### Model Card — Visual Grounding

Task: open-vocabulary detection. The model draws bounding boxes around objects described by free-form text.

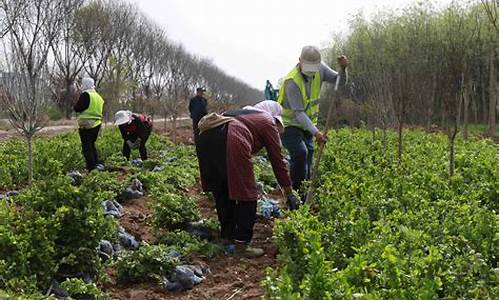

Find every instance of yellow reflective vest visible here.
[278,66,321,130]
[78,91,104,128]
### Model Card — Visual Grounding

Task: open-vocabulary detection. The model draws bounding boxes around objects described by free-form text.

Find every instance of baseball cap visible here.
[300,45,321,73]
[196,87,206,92]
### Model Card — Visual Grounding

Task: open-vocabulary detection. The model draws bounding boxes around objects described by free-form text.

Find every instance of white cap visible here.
[114,110,132,126]
[300,45,321,73]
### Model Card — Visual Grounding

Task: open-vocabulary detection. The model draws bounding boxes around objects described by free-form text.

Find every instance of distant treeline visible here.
[326,0,498,137]
[0,0,262,123]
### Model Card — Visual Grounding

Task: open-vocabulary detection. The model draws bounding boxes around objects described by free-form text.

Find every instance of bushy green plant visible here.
[156,230,219,259]
[264,129,498,299]
[152,192,200,230]
[59,278,109,299]
[80,170,127,200]
[0,177,117,292]
[114,244,180,283]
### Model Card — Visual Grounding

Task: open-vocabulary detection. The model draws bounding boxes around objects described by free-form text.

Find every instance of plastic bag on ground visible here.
[66,170,83,185]
[257,196,282,219]
[121,179,144,201]
[5,190,19,197]
[186,220,213,241]
[117,226,140,250]
[98,240,114,260]
[101,200,123,218]
[131,159,143,167]
[163,264,210,291]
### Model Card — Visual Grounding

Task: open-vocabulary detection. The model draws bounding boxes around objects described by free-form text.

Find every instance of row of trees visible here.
[0,0,261,183]
[325,0,498,177]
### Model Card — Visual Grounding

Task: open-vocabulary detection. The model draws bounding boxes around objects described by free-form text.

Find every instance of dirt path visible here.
[106,186,280,300]
[103,129,282,300]
[0,117,191,141]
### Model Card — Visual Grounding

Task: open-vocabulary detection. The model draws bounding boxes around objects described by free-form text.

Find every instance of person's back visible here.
[115,111,153,161]
[73,77,104,171]
[189,87,208,136]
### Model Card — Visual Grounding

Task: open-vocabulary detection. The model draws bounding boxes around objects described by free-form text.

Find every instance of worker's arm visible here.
[261,117,293,193]
[285,81,319,135]
[320,58,348,85]
[188,98,194,117]
[73,92,90,113]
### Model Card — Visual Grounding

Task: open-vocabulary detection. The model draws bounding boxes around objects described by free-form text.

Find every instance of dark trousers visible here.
[123,127,151,160]
[192,120,201,146]
[198,124,257,243]
[78,125,101,171]
[281,126,314,191]
[212,185,257,243]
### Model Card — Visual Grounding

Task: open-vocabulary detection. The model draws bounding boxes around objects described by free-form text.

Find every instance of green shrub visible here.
[152,192,200,230]
[156,230,219,259]
[114,244,179,283]
[264,129,499,299]
[0,177,117,292]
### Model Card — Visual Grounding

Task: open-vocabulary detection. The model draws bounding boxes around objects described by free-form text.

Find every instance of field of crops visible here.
[264,129,498,299]
[0,128,498,299]
[0,129,219,299]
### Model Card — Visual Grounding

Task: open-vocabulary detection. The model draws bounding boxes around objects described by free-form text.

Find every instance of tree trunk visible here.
[163,112,168,131]
[171,115,177,144]
[488,51,498,137]
[448,93,462,179]
[462,83,469,140]
[448,131,456,179]
[27,135,33,186]
[481,79,488,124]
[426,75,437,131]
[472,89,478,124]
[397,118,403,165]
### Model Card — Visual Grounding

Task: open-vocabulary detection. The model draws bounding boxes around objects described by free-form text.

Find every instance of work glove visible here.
[286,194,300,211]
[132,138,142,149]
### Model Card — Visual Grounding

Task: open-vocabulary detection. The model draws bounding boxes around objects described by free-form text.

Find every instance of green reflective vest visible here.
[78,91,104,128]
[278,66,321,130]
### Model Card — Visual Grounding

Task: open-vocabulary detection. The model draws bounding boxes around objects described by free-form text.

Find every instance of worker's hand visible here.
[134,138,142,147]
[337,55,348,68]
[314,131,327,145]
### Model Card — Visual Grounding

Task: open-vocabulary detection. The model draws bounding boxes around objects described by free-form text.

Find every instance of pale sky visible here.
[134,0,455,91]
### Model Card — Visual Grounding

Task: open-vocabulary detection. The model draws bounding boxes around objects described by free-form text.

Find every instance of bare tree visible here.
[73,0,115,87]
[0,0,63,185]
[49,0,86,119]
[0,0,24,38]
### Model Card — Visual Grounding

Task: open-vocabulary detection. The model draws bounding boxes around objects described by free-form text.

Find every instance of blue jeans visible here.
[281,126,314,191]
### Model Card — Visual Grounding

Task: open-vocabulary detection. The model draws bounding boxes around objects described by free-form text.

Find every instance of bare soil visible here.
[103,130,284,300]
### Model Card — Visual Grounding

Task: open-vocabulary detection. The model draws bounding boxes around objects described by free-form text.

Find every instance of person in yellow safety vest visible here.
[278,45,348,204]
[73,77,105,171]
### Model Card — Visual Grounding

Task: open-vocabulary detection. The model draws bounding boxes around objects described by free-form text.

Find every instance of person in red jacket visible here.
[114,110,153,160]
[197,100,299,258]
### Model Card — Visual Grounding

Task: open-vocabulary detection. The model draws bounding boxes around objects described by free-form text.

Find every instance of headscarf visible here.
[81,77,95,92]
[244,100,284,128]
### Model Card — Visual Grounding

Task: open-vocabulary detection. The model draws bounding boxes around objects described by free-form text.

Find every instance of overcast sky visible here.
[134,0,454,91]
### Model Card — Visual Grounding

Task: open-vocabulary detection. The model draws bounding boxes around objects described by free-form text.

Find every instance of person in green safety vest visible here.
[278,45,348,203]
[264,80,278,101]
[73,77,105,171]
